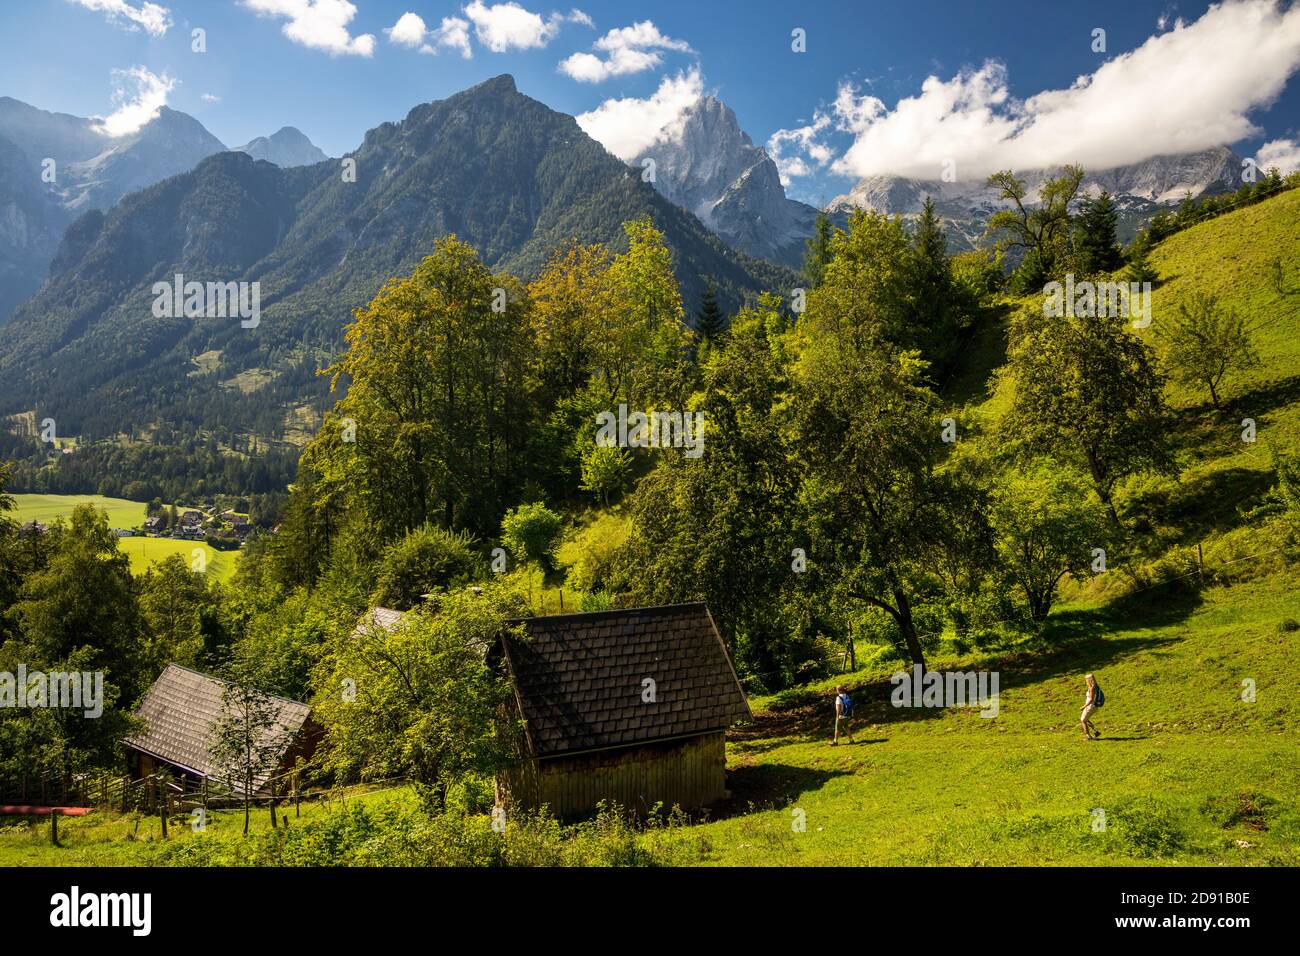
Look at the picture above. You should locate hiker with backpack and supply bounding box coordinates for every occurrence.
[832,685,854,745]
[1080,673,1104,740]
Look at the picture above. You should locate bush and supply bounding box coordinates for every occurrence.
[371,524,480,610]
[501,503,564,570]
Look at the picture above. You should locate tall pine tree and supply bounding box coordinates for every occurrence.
[1074,190,1123,274]
[803,210,835,287]
[696,285,726,343]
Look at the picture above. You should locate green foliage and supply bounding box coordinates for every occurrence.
[951,248,1005,301]
[139,553,220,673]
[986,165,1084,284]
[999,305,1175,521]
[9,504,148,698]
[991,466,1112,621]
[1073,190,1123,274]
[802,209,834,287]
[208,665,297,835]
[1125,234,1160,286]
[501,503,563,570]
[312,585,525,810]
[579,444,633,507]
[371,525,481,611]
[1157,291,1260,409]
[695,284,726,343]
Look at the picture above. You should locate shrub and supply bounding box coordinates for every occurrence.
[371,524,480,610]
[501,503,564,570]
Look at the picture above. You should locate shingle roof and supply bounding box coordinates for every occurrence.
[123,664,311,786]
[350,606,407,639]
[500,603,751,758]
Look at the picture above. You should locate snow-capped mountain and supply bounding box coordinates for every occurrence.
[829,147,1245,249]
[632,96,826,269]
[233,127,328,168]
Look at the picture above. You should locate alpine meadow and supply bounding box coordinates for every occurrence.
[0,0,1298,938]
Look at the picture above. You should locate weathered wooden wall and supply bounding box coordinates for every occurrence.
[499,732,727,819]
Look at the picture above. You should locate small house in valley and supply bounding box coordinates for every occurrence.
[494,603,751,819]
[123,664,318,796]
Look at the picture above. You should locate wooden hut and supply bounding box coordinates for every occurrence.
[494,603,751,819]
[123,664,317,796]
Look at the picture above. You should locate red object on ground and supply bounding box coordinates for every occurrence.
[0,805,92,816]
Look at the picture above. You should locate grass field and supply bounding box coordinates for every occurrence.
[9,494,240,583]
[11,493,146,529]
[116,536,240,584]
[7,571,1296,866]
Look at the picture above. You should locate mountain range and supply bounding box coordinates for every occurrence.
[0,75,793,444]
[0,73,1259,454]
[828,146,1245,249]
[0,98,327,320]
[631,96,827,268]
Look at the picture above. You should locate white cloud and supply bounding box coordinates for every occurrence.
[576,67,704,161]
[386,11,472,57]
[387,11,428,48]
[68,0,171,37]
[437,16,473,58]
[559,20,690,82]
[767,113,833,185]
[92,66,175,137]
[464,1,556,52]
[200,92,221,103]
[828,0,1300,180]
[1256,137,1300,174]
[241,0,375,57]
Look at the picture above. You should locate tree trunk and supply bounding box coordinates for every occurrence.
[894,588,927,671]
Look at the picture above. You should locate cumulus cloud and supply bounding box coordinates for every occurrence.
[824,0,1300,181]
[200,92,221,103]
[767,113,834,185]
[241,0,375,57]
[559,20,691,83]
[464,1,586,52]
[576,67,703,161]
[1256,137,1300,174]
[91,66,175,137]
[68,0,171,37]
[386,11,472,58]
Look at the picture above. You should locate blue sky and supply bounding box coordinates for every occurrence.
[1,0,1298,203]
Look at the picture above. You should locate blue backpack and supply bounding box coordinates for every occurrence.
[838,692,854,717]
[1092,681,1105,708]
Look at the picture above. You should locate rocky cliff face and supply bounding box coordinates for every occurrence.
[633,96,827,268]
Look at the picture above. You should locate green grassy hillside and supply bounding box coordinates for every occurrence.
[4,191,1297,868]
